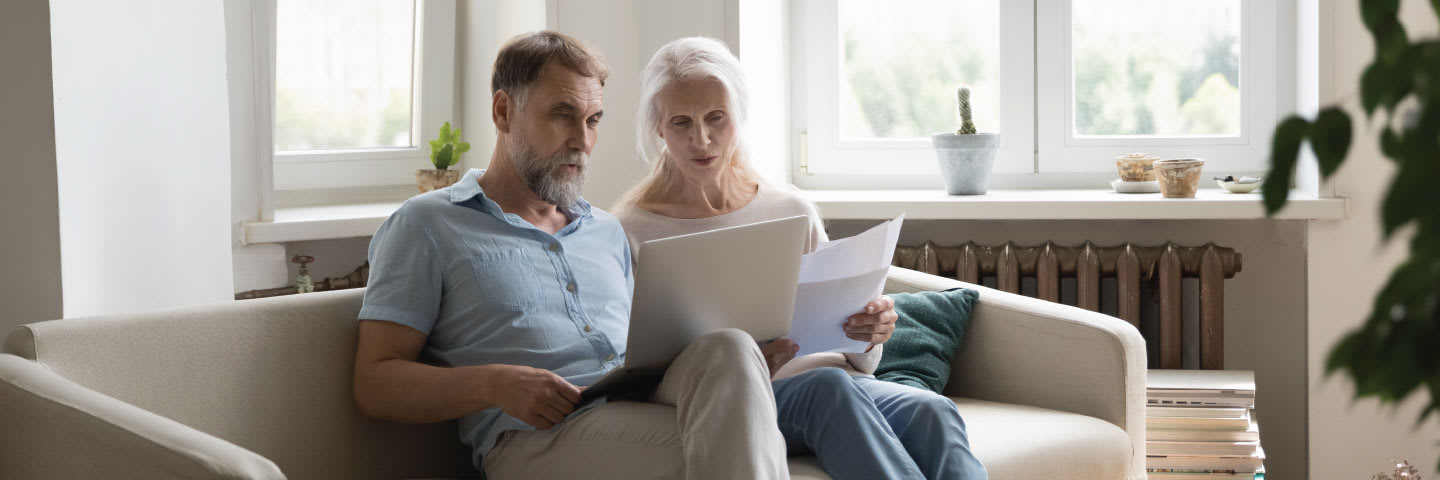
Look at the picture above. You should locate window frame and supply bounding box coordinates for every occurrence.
[1036,0,1280,175]
[265,0,457,192]
[789,0,1289,189]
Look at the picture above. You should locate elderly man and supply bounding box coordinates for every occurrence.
[350,32,786,479]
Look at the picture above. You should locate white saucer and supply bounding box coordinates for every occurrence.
[1110,179,1161,194]
[1217,179,1261,193]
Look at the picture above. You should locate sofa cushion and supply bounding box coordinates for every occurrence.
[957,398,1131,479]
[787,397,1131,480]
[874,288,979,393]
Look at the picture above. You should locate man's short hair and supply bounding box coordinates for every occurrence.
[492,31,609,107]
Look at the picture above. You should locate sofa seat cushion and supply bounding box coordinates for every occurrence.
[787,397,1132,480]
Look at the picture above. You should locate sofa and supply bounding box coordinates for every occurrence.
[0,267,1146,479]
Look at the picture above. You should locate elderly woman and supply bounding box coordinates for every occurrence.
[614,37,988,480]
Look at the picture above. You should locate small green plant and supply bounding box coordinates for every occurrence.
[428,122,470,170]
[955,86,977,135]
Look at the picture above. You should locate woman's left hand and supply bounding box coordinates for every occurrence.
[844,296,897,346]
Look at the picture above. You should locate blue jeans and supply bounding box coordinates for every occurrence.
[772,368,989,480]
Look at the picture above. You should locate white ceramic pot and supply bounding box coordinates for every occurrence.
[931,133,999,195]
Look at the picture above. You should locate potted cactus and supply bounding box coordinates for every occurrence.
[416,121,470,192]
[931,86,999,195]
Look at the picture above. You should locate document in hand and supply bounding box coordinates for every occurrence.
[789,213,905,356]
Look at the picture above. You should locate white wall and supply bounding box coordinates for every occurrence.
[50,0,236,317]
[0,0,64,331]
[456,0,548,172]
[549,0,676,209]
[1308,0,1440,475]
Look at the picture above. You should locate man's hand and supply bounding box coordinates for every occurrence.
[483,365,583,430]
[760,338,799,377]
[844,296,898,347]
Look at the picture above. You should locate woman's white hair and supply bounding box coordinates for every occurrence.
[615,37,762,210]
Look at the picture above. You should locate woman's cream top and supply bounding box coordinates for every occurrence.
[613,183,883,378]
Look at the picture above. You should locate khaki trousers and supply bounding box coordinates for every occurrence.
[483,329,788,480]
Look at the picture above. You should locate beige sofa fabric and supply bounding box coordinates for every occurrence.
[0,354,283,479]
[4,290,474,480]
[955,398,1131,479]
[883,266,1148,480]
[789,398,1132,480]
[1,267,1144,479]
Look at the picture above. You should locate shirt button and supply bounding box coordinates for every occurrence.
[583,325,593,332]
[605,354,615,361]
[549,243,561,252]
[566,283,577,292]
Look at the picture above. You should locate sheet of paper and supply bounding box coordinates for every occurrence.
[788,213,905,356]
[790,267,891,355]
[798,213,905,282]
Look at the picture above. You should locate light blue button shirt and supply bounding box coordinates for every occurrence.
[359,168,633,469]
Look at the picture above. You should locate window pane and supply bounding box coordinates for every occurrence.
[275,0,415,151]
[1071,1,1240,137]
[839,0,1001,139]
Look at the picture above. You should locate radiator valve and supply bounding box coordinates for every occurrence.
[293,255,315,293]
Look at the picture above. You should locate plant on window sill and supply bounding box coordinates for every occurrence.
[931,86,999,196]
[416,121,471,193]
[1265,0,1440,470]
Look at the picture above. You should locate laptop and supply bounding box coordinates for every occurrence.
[580,215,809,401]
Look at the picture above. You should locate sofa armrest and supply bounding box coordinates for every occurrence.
[0,354,285,480]
[883,266,1147,479]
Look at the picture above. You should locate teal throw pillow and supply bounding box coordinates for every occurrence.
[874,288,979,394]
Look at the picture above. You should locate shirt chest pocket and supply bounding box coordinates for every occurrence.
[470,249,548,311]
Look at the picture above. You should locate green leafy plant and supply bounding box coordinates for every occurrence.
[955,86,977,135]
[1265,0,1440,468]
[428,122,470,170]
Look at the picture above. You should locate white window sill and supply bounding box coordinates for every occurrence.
[801,188,1348,220]
[242,188,1347,244]
[244,201,405,245]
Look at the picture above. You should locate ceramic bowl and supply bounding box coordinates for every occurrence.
[1154,158,1205,198]
[1217,178,1261,193]
[1116,153,1159,182]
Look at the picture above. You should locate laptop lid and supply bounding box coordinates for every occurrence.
[623,215,809,369]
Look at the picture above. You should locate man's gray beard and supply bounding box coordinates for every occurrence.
[511,139,587,209]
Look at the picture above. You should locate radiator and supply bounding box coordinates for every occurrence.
[893,242,1242,370]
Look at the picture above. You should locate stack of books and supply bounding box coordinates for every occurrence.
[1146,370,1265,479]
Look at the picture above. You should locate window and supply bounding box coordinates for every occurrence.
[1068,2,1241,137]
[837,1,1002,140]
[792,0,1285,189]
[268,0,455,191]
[275,1,415,151]
[1037,0,1277,174]
[792,0,1033,189]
